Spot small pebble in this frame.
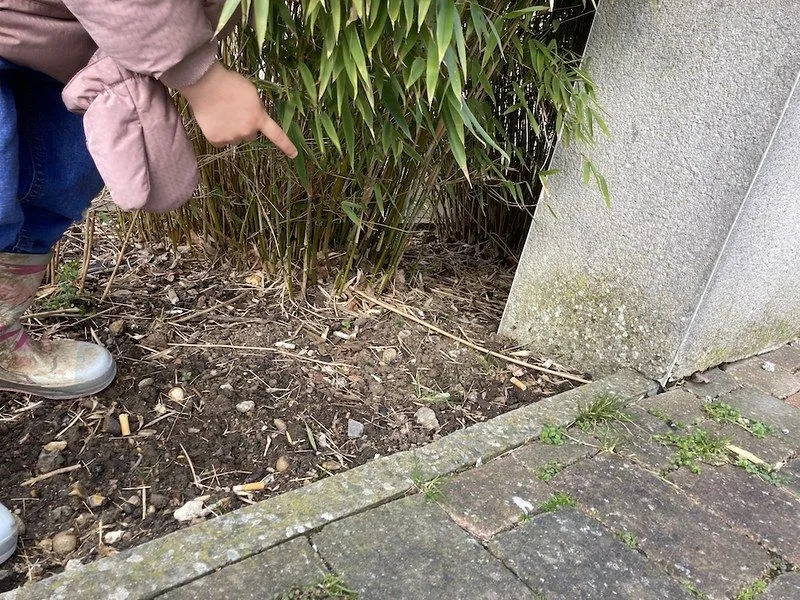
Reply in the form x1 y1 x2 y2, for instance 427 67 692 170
275 456 291 473
42 441 67 453
149 493 169 510
87 494 107 509
52 531 77 555
103 530 124 545
762 361 776 372
347 419 364 439
108 319 126 336
104 415 122 436
236 400 255 414
219 383 234 396
137 377 154 390
168 387 185 403
382 348 398 363
273 418 287 433
36 450 65 474
51 506 74 520
414 407 440 431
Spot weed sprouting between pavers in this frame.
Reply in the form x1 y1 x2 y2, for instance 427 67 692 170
703 401 776 439
734 578 767 600
280 574 358 599
539 424 567 445
683 581 710 600
536 460 564 482
411 460 445 502
573 394 632 430
539 491 577 512
652 429 729 474
735 458 787 486
616 530 639 550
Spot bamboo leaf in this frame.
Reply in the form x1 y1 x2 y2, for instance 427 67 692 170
215 0 241 34
425 40 440 105
298 63 317 105
435 0 455 64
342 106 356 168
418 0 433 28
407 57 426 87
319 112 342 153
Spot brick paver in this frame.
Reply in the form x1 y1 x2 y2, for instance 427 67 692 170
763 572 800 600
312 495 535 600
158 537 326 600
724 357 800 399
669 465 800 563
554 455 771 598
489 508 692 600
683 368 739 399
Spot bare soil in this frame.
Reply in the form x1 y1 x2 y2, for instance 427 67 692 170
0 220 586 592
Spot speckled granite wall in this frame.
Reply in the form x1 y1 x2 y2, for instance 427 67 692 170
499 0 800 380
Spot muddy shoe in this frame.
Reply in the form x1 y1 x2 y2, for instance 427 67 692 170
0 252 116 400
0 503 17 564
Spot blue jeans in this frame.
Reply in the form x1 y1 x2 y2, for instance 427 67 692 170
0 57 103 254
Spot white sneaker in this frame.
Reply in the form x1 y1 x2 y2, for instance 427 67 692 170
0 503 17 564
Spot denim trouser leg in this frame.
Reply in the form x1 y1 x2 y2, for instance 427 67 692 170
0 58 103 254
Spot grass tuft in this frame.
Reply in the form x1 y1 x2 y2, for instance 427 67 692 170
539 491 577 512
652 429 729 473
574 394 631 430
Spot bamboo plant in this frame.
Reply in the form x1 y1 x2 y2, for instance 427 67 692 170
134 0 605 294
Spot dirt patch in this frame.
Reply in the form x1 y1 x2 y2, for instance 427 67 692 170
0 222 586 592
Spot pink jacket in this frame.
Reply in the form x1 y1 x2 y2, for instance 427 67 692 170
0 1 226 212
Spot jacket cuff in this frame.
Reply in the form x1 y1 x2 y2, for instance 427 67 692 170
159 41 217 89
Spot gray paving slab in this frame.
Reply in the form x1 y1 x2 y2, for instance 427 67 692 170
763 572 800 600
591 406 676 472
782 459 800 497
669 465 800 563
759 345 800 372
724 358 800 399
716 387 800 450
438 454 553 539
682 368 739 399
158 537 327 600
707 421 795 466
636 389 706 428
312 494 535 600
554 455 771 599
509 439 596 472
489 508 692 600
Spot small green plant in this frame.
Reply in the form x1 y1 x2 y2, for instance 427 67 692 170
40 260 80 310
703 401 775 439
411 462 445 502
617 530 638 549
519 513 533 523
539 491 577 512
540 424 567 446
536 460 564 482
683 582 709 600
653 429 729 474
280 573 358 599
574 394 631 430
735 579 767 600
736 459 786 486
411 371 452 405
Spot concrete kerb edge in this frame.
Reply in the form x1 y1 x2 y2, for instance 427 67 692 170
2 370 655 600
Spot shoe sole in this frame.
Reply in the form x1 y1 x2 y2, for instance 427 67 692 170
0 363 117 400
0 529 16 565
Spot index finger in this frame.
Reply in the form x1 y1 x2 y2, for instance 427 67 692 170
259 113 298 158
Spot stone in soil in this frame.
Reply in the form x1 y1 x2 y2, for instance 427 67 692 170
489 508 691 599
51 531 77 556
414 406 440 430
669 465 800 563
438 453 554 539
347 418 364 439
723 357 800 399
553 455 771 598
160 537 328 600
312 494 535 599
235 400 255 413
36 449 65 474
762 572 800 600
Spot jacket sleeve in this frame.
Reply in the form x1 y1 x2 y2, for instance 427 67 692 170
61 0 218 89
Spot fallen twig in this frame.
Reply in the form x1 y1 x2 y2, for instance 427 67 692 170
168 342 353 368
167 291 249 325
22 464 82 486
355 291 590 385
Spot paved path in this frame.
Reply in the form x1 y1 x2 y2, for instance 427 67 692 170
5 348 800 600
